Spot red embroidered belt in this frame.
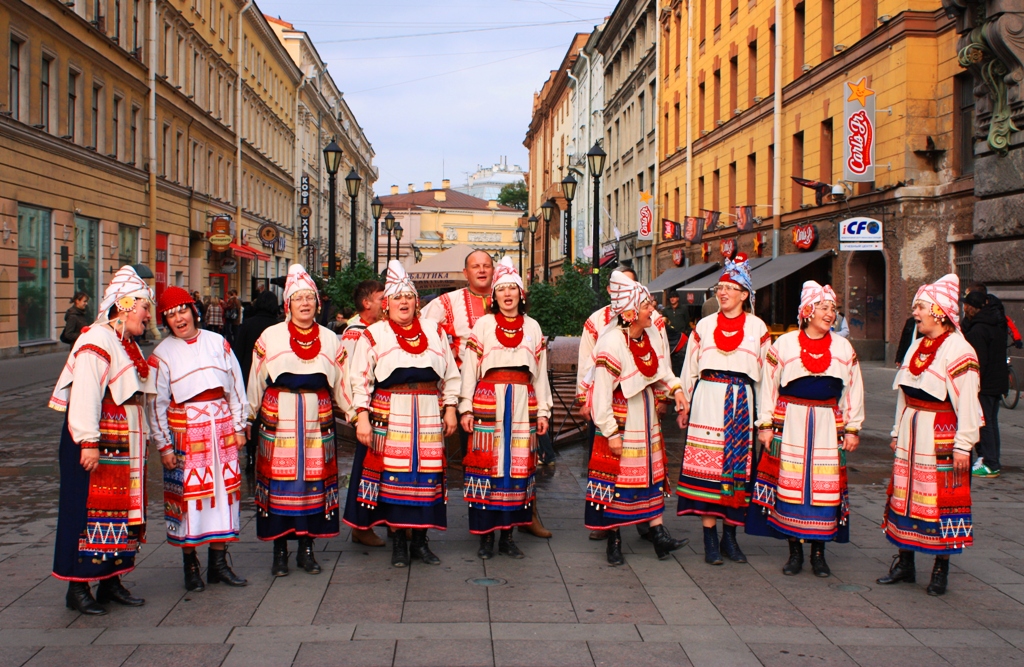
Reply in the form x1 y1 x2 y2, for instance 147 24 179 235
482 369 531 384
383 382 438 394
778 395 838 408
700 370 750 384
905 396 953 413
185 387 226 402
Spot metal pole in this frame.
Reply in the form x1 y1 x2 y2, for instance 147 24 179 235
530 231 535 284
349 194 358 265
328 173 337 278
373 216 380 271
591 176 601 293
543 220 550 283
386 230 392 265
395 235 401 264
518 241 523 276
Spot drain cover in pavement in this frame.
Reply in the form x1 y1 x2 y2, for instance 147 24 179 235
468 577 507 586
830 583 870 593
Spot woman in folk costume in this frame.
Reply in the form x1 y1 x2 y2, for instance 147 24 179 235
458 257 552 560
49 266 155 615
344 261 461 568
148 286 248 592
747 281 864 577
585 271 689 566
248 264 345 577
877 274 981 596
677 253 770 565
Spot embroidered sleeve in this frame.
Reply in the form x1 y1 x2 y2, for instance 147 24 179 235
246 334 270 422
66 343 112 446
757 342 783 429
591 341 623 439
148 354 174 453
840 345 865 433
946 349 983 453
457 323 485 415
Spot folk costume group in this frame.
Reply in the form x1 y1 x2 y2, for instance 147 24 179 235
49 250 983 616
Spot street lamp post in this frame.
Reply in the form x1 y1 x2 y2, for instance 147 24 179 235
586 143 607 293
322 139 344 277
515 224 525 276
393 222 404 264
371 196 383 272
345 168 362 265
384 212 396 266
561 173 577 266
539 200 554 282
528 215 538 284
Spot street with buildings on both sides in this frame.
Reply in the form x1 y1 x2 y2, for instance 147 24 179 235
1 352 1024 666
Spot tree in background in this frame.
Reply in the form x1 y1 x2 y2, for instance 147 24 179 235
497 180 528 211
322 253 379 315
527 259 614 337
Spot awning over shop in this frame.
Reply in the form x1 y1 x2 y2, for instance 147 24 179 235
646 262 721 293
677 257 772 295
749 250 833 291
407 244 474 289
229 242 270 261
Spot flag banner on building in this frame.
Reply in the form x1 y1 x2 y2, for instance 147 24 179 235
791 177 832 206
662 218 681 241
683 216 703 243
734 205 756 232
701 209 721 233
638 191 654 241
843 77 876 182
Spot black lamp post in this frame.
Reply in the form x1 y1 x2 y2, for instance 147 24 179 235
393 221 403 264
371 196 383 272
586 143 607 292
528 215 538 284
515 223 525 276
561 173 577 264
345 168 362 265
384 212 396 265
323 139 344 277
540 200 554 282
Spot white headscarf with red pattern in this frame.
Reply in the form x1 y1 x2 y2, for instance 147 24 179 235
283 263 320 318
491 256 523 295
609 270 651 323
798 280 837 323
914 273 961 331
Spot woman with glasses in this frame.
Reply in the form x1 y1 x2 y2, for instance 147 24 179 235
677 254 770 565
149 286 248 591
344 261 460 568
747 282 864 577
247 265 345 577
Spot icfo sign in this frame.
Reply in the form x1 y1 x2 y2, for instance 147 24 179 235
839 217 883 251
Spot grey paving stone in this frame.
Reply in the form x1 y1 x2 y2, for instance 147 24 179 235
643 586 728 626
679 642 762 667
393 638 494 667
492 640 594 667
839 645 951 667
292 640 396 667
491 623 641 641
818 626 923 646
402 599 489 623
221 642 301 667
932 645 1024 666
908 628 1014 647
589 641 691 667
0 604 80 630
733 625 831 645
94 625 233 645
747 643 859 666
0 646 40 667
353 622 491 640
573 598 666 625
247 551 338 626
488 600 578 624
120 643 232 667
227 624 356 643
994 628 1024 650
636 625 741 643
484 583 571 603
22 645 134 667
0 628 104 647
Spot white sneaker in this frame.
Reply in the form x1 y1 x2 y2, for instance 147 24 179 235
972 457 985 471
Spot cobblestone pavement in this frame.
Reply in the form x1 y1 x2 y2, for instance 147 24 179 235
1 359 1023 666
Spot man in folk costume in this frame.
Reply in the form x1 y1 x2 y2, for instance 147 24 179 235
747 281 864 577
247 264 345 577
337 279 387 548
458 257 553 559
344 260 461 568
877 274 981 596
677 253 771 565
585 271 690 565
50 266 155 615
577 266 674 543
149 286 248 592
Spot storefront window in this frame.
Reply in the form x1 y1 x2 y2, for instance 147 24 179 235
75 216 99 320
118 224 138 266
17 205 51 343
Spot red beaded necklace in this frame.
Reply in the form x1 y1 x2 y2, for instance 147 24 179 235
627 330 660 377
714 311 746 353
908 331 950 376
495 313 525 348
798 329 832 374
120 335 149 380
288 321 322 361
389 317 428 355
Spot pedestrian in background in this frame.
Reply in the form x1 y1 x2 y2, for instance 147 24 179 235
895 316 917 367
205 296 224 334
192 291 206 321
223 290 241 343
61 291 90 346
701 292 720 319
963 289 1007 478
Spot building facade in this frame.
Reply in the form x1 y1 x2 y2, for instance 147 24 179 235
456 156 525 202
566 25 605 264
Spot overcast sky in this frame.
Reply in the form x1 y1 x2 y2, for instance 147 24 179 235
254 0 617 194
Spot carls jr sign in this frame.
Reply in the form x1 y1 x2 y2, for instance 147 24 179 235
843 77 876 182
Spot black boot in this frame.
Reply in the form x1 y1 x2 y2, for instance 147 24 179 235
65 581 107 615
877 550 916 585
208 547 247 586
783 539 804 576
637 522 653 543
703 526 723 565
295 537 322 574
720 525 747 563
271 538 289 577
477 532 495 560
809 541 831 578
410 529 440 565
95 575 145 606
391 530 411 568
927 557 950 596
606 529 625 566
650 524 688 560
498 529 524 559
183 549 206 592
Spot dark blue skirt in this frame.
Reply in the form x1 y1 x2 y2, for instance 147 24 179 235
342 442 448 531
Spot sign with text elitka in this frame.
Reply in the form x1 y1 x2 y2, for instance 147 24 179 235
843 77 875 182
839 217 883 251
638 190 654 241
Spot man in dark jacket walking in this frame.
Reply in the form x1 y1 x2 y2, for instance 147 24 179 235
963 290 1008 477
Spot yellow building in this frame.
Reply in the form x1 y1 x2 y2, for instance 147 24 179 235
658 0 973 360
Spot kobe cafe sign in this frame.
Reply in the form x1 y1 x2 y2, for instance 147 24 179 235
839 217 883 251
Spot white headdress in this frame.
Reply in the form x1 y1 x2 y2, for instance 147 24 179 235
491 256 523 295
798 280 837 322
282 263 320 319
609 270 651 323
96 265 152 324
384 259 417 299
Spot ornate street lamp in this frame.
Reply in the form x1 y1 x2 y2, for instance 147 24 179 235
561 173 577 265
393 221 404 264
371 196 383 272
540 200 554 282
528 215 538 284
586 143 607 292
345 168 362 265
322 139 344 277
515 223 525 276
384 211 396 266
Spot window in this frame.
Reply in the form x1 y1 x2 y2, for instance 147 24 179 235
957 73 975 175
729 56 738 114
861 0 878 38
747 153 757 207
699 0 706 44
792 131 804 207
112 95 121 158
114 0 121 44
132 0 140 51
176 131 183 181
673 102 680 151
227 16 233 46
91 85 101 149
638 92 645 136
118 224 138 266
713 169 720 213
769 27 776 92
822 0 834 59
192 51 199 98
17 205 52 343
162 125 169 176
698 83 705 132
728 162 737 215
68 71 79 141
9 39 21 121
40 56 51 131
748 42 757 106
820 118 833 184
954 242 973 287
767 144 774 215
713 69 721 125
698 176 705 213
794 3 806 77
714 0 722 29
